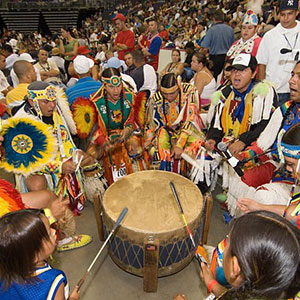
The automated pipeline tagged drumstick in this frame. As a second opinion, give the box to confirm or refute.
[75,155,83,173]
[169,181,207,266]
[76,207,128,290]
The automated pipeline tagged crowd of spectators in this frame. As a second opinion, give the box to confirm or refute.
[1,0,300,299]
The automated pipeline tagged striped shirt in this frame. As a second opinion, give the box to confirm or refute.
[66,76,102,108]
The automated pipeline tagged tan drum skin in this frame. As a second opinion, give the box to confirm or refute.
[102,170,204,277]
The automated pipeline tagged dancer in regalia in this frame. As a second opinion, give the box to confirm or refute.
[1,81,93,251]
[144,73,204,175]
[88,67,145,185]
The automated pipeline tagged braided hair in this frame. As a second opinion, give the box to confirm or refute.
[160,73,181,126]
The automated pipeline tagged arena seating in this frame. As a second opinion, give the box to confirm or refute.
[0,0,107,34]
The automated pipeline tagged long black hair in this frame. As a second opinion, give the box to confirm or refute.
[160,72,177,89]
[219,210,300,299]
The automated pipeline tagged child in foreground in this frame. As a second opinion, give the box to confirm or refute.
[174,210,300,300]
[0,209,80,299]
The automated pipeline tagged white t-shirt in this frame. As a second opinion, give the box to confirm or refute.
[121,73,137,93]
[95,51,106,62]
[49,56,65,71]
[139,64,157,97]
[0,70,9,98]
[34,60,59,74]
[89,32,98,43]
[256,21,300,93]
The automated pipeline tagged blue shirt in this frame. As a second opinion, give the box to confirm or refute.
[0,262,68,300]
[66,76,102,108]
[148,36,162,56]
[201,23,235,55]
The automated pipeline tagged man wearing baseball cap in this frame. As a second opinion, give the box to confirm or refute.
[66,55,102,107]
[257,0,300,106]
[112,13,135,61]
[203,53,277,200]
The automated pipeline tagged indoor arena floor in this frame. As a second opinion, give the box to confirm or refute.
[1,170,229,300]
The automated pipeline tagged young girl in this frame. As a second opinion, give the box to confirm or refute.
[0,209,80,299]
[175,210,300,300]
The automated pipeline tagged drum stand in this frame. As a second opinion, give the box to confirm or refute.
[93,193,105,241]
[201,192,213,245]
[143,236,159,292]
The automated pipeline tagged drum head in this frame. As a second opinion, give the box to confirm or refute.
[103,170,203,234]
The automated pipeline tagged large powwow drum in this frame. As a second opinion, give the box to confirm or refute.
[102,170,204,277]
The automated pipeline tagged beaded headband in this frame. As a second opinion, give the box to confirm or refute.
[27,85,57,102]
[102,75,121,86]
[277,128,300,160]
[281,142,300,159]
[160,85,179,94]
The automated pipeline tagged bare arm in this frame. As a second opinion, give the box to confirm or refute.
[257,64,266,81]
[115,43,129,50]
[238,198,298,223]
[194,72,209,96]
[1,86,13,96]
[91,65,98,81]
[159,63,170,77]
[175,62,184,76]
[59,39,65,55]
[142,47,151,57]
[68,62,75,77]
[40,69,60,80]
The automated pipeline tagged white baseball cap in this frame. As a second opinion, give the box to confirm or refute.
[73,55,94,74]
[226,53,257,72]
[18,53,36,63]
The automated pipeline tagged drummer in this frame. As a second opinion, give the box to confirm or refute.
[144,73,205,174]
[201,54,277,207]
[88,67,145,185]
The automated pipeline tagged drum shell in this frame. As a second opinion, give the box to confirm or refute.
[102,171,203,277]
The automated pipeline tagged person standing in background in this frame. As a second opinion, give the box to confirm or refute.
[201,10,235,80]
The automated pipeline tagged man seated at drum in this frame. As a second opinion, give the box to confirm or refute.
[216,61,300,216]
[144,73,205,174]
[88,67,146,185]
[11,81,93,251]
[202,53,277,208]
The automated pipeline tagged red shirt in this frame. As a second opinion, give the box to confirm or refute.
[114,29,135,61]
[159,30,169,41]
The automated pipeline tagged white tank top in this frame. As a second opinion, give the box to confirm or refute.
[190,71,217,99]
[201,76,217,99]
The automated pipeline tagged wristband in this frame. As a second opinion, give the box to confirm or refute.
[207,279,218,293]
[44,208,57,225]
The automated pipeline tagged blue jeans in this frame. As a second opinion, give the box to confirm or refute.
[278,92,290,106]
